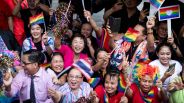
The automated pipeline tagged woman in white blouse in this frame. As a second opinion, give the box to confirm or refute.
[149,43,182,89]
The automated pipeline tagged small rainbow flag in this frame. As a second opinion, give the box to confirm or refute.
[150,0,165,9]
[88,78,100,88]
[29,13,45,25]
[123,28,138,42]
[100,28,111,52]
[159,5,180,21]
[118,74,126,92]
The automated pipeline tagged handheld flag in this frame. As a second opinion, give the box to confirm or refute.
[29,13,45,26]
[88,78,100,88]
[150,0,165,9]
[123,28,138,42]
[159,5,180,21]
[73,59,93,80]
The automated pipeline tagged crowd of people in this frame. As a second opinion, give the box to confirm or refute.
[0,0,184,103]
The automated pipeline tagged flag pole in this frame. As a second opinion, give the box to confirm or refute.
[82,0,89,21]
[167,19,172,37]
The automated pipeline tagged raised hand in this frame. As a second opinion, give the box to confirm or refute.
[164,68,175,79]
[119,55,130,71]
[83,10,91,21]
[112,2,123,12]
[167,36,174,45]
[139,9,149,21]
[42,32,48,45]
[13,51,20,61]
[146,17,156,29]
[3,70,13,87]
[35,0,40,6]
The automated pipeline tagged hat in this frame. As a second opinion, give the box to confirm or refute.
[72,59,93,80]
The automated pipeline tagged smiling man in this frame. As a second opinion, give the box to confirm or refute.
[4,50,55,103]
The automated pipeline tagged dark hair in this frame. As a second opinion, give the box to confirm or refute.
[94,48,107,59]
[51,52,64,60]
[23,49,44,64]
[155,42,173,54]
[30,24,45,33]
[81,22,93,34]
[136,22,147,35]
[104,69,120,85]
[156,21,167,28]
[70,33,87,48]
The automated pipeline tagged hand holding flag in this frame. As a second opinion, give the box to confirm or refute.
[42,32,48,45]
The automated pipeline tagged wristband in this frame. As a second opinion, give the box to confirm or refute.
[147,29,153,34]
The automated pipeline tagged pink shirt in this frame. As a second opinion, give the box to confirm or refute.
[6,68,54,103]
[57,45,88,68]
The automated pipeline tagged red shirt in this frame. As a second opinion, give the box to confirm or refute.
[130,83,161,103]
[5,0,27,46]
[0,0,12,30]
[95,85,124,103]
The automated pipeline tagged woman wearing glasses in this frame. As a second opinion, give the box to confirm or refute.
[48,59,92,103]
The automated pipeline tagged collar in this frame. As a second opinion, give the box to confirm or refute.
[26,67,43,78]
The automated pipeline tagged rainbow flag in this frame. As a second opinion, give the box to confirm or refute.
[100,28,111,52]
[123,28,138,42]
[159,5,180,21]
[29,13,45,25]
[88,78,100,88]
[118,74,126,92]
[150,0,165,9]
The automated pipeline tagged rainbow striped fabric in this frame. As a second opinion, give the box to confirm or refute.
[159,5,180,21]
[104,91,109,103]
[150,0,165,9]
[88,78,100,88]
[123,28,138,42]
[141,89,154,103]
[118,74,126,92]
[29,13,45,26]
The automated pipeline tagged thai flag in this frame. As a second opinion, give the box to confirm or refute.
[73,59,93,80]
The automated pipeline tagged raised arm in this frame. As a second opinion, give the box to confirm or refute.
[146,17,155,52]
[36,2,50,14]
[84,10,102,38]
[12,0,23,17]
[42,32,53,55]
[103,2,123,25]
[167,36,183,58]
